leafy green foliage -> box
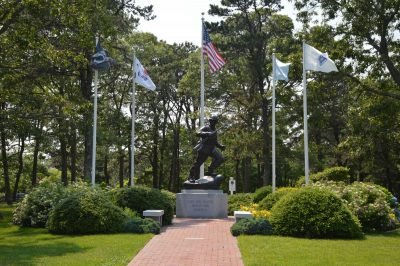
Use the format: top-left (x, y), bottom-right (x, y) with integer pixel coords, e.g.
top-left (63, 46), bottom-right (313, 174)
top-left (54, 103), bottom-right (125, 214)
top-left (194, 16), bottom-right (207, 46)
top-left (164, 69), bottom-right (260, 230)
top-left (12, 181), bottom-right (67, 227)
top-left (313, 181), bottom-right (398, 232)
top-left (296, 166), bottom-right (351, 186)
top-left (110, 186), bottom-right (174, 225)
top-left (258, 187), bottom-right (298, 210)
top-left (252, 185), bottom-right (272, 203)
top-left (231, 217), bottom-right (273, 236)
top-left (47, 189), bottom-right (126, 234)
top-left (228, 193), bottom-right (253, 216)
top-left (123, 217), bottom-right (160, 234)
top-left (270, 187), bottom-right (363, 238)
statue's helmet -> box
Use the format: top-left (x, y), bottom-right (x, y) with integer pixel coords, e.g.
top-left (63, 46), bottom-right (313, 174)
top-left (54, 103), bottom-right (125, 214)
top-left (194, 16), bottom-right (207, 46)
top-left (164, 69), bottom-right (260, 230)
top-left (208, 115), bottom-right (219, 122)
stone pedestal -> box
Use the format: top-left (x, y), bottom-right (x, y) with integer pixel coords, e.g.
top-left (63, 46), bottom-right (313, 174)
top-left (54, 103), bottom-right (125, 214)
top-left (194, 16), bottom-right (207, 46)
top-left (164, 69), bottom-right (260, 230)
top-left (176, 190), bottom-right (228, 218)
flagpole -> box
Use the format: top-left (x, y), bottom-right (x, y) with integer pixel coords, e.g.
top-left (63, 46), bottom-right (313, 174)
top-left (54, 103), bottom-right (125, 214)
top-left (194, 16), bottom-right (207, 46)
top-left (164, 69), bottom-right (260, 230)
top-left (91, 36), bottom-right (99, 187)
top-left (130, 49), bottom-right (136, 187)
top-left (272, 53), bottom-right (276, 192)
top-left (200, 13), bottom-right (205, 178)
top-left (302, 41), bottom-right (310, 185)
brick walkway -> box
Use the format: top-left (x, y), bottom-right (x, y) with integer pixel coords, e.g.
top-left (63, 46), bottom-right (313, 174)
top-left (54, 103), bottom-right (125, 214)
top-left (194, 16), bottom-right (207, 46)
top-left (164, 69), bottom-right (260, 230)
top-left (128, 218), bottom-right (244, 266)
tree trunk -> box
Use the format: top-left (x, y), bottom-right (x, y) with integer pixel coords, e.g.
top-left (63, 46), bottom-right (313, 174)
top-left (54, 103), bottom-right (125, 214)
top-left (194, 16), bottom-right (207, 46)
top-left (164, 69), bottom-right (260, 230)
top-left (104, 153), bottom-right (110, 185)
top-left (32, 126), bottom-right (41, 186)
top-left (80, 64), bottom-right (93, 181)
top-left (152, 114), bottom-right (160, 189)
top-left (118, 148), bottom-right (124, 188)
top-left (69, 125), bottom-right (77, 182)
top-left (261, 97), bottom-right (271, 186)
top-left (84, 127), bottom-right (92, 180)
top-left (0, 113), bottom-right (12, 205)
top-left (60, 137), bottom-right (68, 186)
top-left (169, 127), bottom-right (180, 193)
top-left (242, 157), bottom-right (251, 193)
top-left (235, 159), bottom-right (240, 192)
top-left (13, 136), bottom-right (25, 201)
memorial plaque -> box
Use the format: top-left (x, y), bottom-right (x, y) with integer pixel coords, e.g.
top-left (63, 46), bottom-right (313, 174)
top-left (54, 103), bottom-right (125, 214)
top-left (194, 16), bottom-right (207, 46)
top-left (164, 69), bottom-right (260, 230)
top-left (176, 190), bottom-right (228, 218)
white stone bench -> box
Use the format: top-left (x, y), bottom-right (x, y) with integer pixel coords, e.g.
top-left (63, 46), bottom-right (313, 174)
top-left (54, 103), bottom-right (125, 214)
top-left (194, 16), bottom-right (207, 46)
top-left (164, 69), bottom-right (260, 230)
top-left (234, 211), bottom-right (252, 222)
top-left (143, 210), bottom-right (164, 225)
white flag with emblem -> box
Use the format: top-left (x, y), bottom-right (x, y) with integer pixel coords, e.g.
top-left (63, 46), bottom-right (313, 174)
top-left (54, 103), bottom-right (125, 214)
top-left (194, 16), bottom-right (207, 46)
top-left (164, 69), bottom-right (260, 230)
top-left (134, 58), bottom-right (156, 91)
top-left (304, 43), bottom-right (338, 73)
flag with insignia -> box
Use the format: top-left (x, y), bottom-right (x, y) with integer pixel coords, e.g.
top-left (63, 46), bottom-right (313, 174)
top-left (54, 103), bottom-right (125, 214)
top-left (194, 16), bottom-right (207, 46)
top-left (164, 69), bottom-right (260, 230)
top-left (304, 43), bottom-right (338, 73)
top-left (90, 40), bottom-right (115, 71)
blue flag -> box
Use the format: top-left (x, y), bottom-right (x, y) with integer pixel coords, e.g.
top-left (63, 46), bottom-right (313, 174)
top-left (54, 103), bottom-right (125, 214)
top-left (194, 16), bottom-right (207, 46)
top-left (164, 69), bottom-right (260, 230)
top-left (90, 40), bottom-right (115, 71)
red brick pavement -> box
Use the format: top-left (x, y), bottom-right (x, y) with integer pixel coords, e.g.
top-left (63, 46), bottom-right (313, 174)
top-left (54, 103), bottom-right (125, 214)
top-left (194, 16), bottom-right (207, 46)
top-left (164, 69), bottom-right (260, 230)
top-left (128, 218), bottom-right (244, 266)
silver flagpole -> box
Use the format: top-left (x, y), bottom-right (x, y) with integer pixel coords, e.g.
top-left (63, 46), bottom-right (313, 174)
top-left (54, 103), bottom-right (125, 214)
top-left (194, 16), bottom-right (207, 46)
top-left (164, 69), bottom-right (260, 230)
top-left (91, 36), bottom-right (99, 187)
top-left (272, 53), bottom-right (276, 192)
top-left (200, 13), bottom-right (205, 178)
top-left (130, 49), bottom-right (136, 187)
top-left (302, 41), bottom-right (310, 185)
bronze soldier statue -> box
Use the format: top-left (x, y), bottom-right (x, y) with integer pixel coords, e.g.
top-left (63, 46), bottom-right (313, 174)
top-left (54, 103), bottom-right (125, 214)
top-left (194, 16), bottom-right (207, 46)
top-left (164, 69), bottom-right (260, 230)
top-left (188, 116), bottom-right (225, 182)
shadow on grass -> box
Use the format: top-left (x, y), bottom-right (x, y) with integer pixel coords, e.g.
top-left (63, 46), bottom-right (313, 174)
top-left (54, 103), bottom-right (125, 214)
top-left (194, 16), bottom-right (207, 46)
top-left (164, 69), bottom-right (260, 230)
top-left (0, 241), bottom-right (89, 266)
top-left (366, 228), bottom-right (400, 238)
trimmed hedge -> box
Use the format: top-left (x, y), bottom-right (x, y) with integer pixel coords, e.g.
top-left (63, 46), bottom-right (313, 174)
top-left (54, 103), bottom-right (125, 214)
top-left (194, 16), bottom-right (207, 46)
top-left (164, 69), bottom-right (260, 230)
top-left (228, 193), bottom-right (253, 216)
top-left (47, 189), bottom-right (127, 234)
top-left (270, 187), bottom-right (363, 239)
top-left (253, 186), bottom-right (272, 203)
top-left (110, 186), bottom-right (174, 225)
top-left (258, 187), bottom-right (298, 210)
top-left (231, 217), bottom-right (273, 236)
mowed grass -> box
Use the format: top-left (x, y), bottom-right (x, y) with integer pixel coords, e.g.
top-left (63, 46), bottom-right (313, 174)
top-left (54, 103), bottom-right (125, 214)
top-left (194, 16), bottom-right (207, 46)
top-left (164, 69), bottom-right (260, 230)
top-left (0, 204), bottom-right (152, 266)
top-left (238, 230), bottom-right (400, 266)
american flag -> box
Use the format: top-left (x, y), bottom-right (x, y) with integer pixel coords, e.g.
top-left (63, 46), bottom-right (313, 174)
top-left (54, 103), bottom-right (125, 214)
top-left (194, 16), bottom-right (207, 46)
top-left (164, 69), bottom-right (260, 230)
top-left (203, 24), bottom-right (226, 73)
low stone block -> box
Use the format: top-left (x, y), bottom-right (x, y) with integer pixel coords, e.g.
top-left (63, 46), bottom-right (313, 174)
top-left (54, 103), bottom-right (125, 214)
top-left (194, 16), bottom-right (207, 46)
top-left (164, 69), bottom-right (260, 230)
top-left (143, 210), bottom-right (164, 225)
top-left (234, 211), bottom-right (252, 222)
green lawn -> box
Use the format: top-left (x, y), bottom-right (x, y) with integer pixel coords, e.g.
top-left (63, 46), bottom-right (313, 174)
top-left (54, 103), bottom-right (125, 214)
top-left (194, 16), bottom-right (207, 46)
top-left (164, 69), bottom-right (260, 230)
top-left (0, 204), bottom-right (152, 266)
top-left (238, 230), bottom-right (400, 266)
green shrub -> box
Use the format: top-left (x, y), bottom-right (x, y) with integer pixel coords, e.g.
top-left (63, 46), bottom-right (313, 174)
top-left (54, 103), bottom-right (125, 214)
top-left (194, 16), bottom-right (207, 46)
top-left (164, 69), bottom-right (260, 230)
top-left (110, 186), bottom-right (174, 225)
top-left (253, 186), bottom-right (272, 203)
top-left (296, 166), bottom-right (350, 186)
top-left (47, 189), bottom-right (126, 234)
top-left (258, 187), bottom-right (298, 210)
top-left (123, 217), bottom-right (160, 234)
top-left (312, 181), bottom-right (397, 232)
top-left (270, 187), bottom-right (363, 239)
top-left (228, 193), bottom-right (253, 216)
top-left (12, 181), bottom-right (67, 227)
top-left (231, 217), bottom-right (273, 236)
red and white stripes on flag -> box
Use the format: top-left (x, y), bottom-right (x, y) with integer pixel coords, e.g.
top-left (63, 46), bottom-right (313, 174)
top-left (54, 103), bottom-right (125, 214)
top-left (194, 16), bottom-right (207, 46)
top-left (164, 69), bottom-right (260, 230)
top-left (203, 23), bottom-right (226, 73)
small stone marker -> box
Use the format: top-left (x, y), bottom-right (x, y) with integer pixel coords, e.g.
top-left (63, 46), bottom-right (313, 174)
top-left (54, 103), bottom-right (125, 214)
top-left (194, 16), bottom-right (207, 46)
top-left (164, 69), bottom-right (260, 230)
top-left (143, 210), bottom-right (164, 225)
top-left (229, 177), bottom-right (236, 195)
top-left (234, 211), bottom-right (252, 222)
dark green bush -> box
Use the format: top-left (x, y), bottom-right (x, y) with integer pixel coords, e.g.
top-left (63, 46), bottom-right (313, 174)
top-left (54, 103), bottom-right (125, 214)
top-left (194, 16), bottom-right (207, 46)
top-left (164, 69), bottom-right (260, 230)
top-left (12, 181), bottom-right (67, 227)
top-left (123, 217), bottom-right (160, 234)
top-left (296, 166), bottom-right (350, 186)
top-left (270, 187), bottom-right (363, 239)
top-left (228, 193), bottom-right (253, 216)
top-left (231, 217), bottom-right (273, 236)
top-left (110, 186), bottom-right (174, 225)
top-left (47, 189), bottom-right (126, 234)
top-left (253, 186), bottom-right (272, 203)
top-left (258, 187), bottom-right (298, 210)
